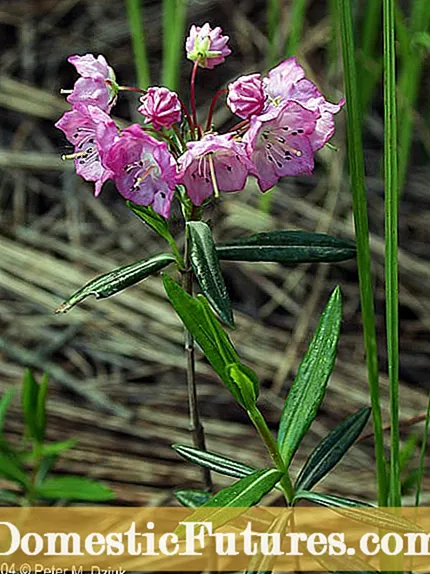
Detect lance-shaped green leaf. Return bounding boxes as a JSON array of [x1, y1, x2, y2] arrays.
[[187, 221, 234, 328], [56, 253, 175, 313], [22, 369, 39, 441], [174, 489, 212, 508], [163, 275, 248, 405], [295, 407, 371, 492], [294, 491, 421, 532], [225, 363, 259, 409], [172, 444, 256, 480], [36, 476, 114, 502], [35, 373, 48, 443], [128, 202, 184, 267], [277, 287, 342, 467], [0, 389, 16, 435], [0, 450, 29, 487], [176, 468, 283, 537], [216, 231, 356, 263], [0, 489, 21, 505]]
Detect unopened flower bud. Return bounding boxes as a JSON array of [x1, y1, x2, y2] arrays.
[[227, 73, 265, 119], [138, 87, 181, 130], [185, 23, 231, 69]]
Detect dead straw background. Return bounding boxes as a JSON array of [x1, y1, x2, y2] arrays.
[[0, 0, 429, 505]]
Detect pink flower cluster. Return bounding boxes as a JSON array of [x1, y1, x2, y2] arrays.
[[56, 23, 344, 218]]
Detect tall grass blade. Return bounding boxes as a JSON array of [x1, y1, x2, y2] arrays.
[[336, 0, 387, 506], [125, 0, 151, 89], [415, 394, 430, 508], [397, 0, 430, 194], [267, 0, 280, 66], [383, 0, 400, 509], [285, 0, 308, 56], [358, 0, 382, 115], [162, 0, 187, 90]]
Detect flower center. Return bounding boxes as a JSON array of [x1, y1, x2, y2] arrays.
[[124, 157, 159, 192], [62, 127, 98, 165], [261, 127, 304, 168]]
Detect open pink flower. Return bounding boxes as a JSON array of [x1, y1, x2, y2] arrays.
[[227, 73, 265, 119], [263, 57, 344, 150], [178, 133, 252, 206], [55, 104, 118, 197], [244, 101, 319, 192], [138, 87, 181, 130], [185, 23, 231, 69], [104, 125, 177, 218], [66, 54, 118, 112]]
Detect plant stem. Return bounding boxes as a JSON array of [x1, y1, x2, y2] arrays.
[[336, 0, 388, 506], [125, 0, 150, 89], [190, 59, 200, 134], [182, 229, 212, 491], [383, 0, 401, 509], [248, 405, 294, 502]]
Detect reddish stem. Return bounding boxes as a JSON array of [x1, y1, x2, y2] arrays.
[[229, 118, 251, 134], [206, 88, 228, 131], [190, 59, 200, 135], [118, 85, 147, 95]]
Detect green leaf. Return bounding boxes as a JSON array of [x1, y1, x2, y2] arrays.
[[295, 407, 371, 491], [294, 490, 370, 508], [36, 476, 115, 502], [225, 363, 259, 409], [0, 489, 21, 505], [128, 202, 185, 267], [177, 469, 283, 536], [22, 369, 39, 441], [35, 373, 48, 443], [56, 253, 175, 313], [39, 439, 77, 458], [216, 231, 356, 263], [187, 221, 234, 328], [163, 275, 246, 404], [0, 389, 16, 435], [0, 450, 28, 487], [277, 287, 342, 466], [172, 444, 256, 479], [128, 202, 173, 243], [174, 489, 212, 508], [294, 490, 420, 532]]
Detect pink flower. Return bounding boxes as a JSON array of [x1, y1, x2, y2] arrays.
[[178, 133, 252, 206], [227, 73, 265, 119], [263, 57, 344, 150], [55, 104, 118, 197], [244, 101, 319, 192], [104, 125, 177, 218], [185, 23, 231, 69], [66, 54, 118, 112], [138, 87, 181, 130]]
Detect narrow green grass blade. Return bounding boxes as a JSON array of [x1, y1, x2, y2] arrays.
[[383, 0, 400, 509], [336, 0, 387, 507], [125, 0, 150, 89], [267, 0, 280, 65], [415, 394, 430, 508], [285, 0, 308, 56], [162, 0, 187, 90], [397, 0, 430, 194]]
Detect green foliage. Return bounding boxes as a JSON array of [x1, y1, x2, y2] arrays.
[[172, 444, 256, 479], [174, 488, 212, 508], [295, 407, 371, 491], [56, 253, 175, 313], [0, 370, 114, 506], [187, 221, 234, 327], [128, 202, 184, 266], [216, 231, 356, 264], [177, 469, 283, 536], [277, 287, 342, 467], [36, 477, 115, 502]]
